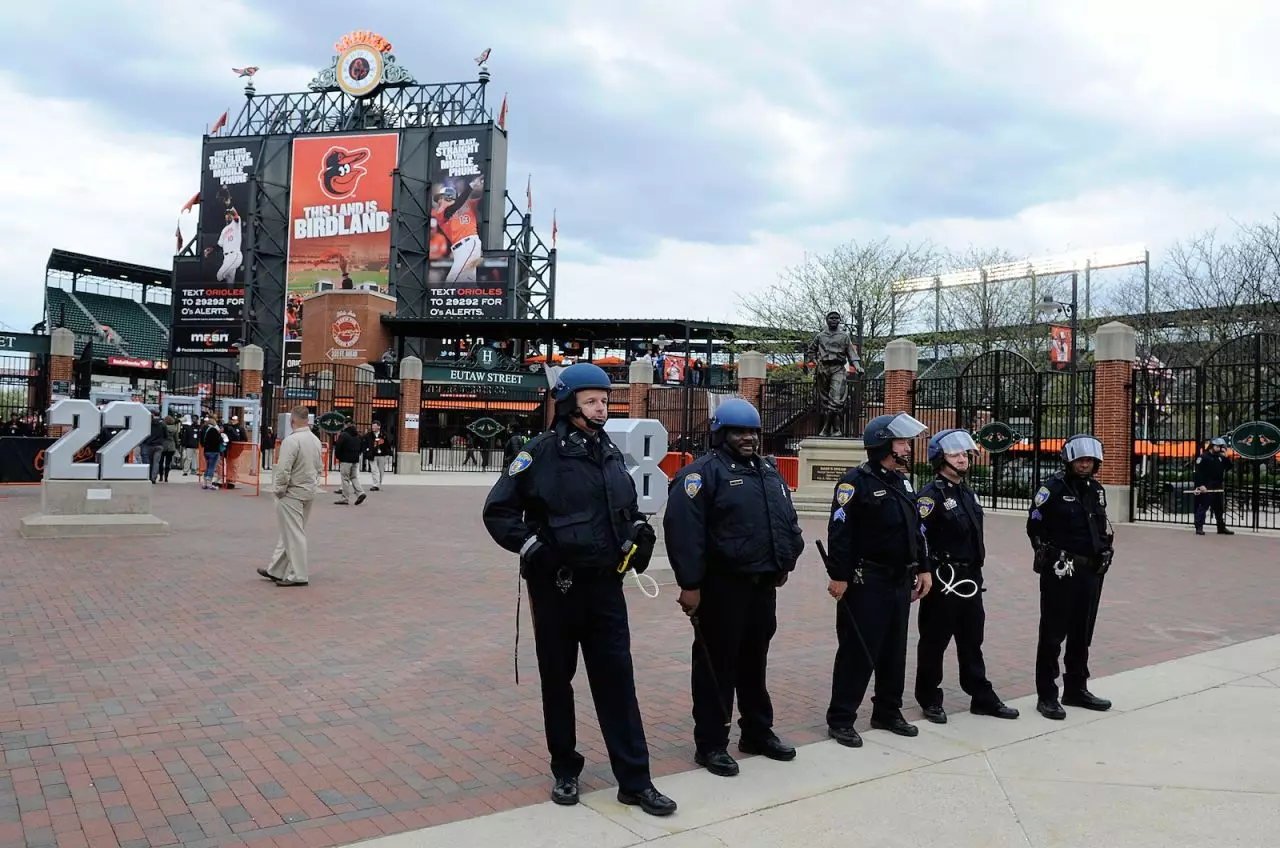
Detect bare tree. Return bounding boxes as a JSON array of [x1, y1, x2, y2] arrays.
[[1161, 228, 1263, 345], [1240, 216, 1280, 327], [737, 238, 941, 363]]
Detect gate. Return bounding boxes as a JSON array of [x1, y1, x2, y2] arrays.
[[759, 374, 884, 458], [271, 363, 400, 470], [166, 356, 242, 415], [0, 353, 50, 433], [1132, 333, 1280, 530], [418, 383, 547, 472], [956, 351, 1041, 510]]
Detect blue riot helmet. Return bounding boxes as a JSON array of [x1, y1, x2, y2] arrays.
[[710, 397, 762, 431], [552, 362, 613, 428], [927, 428, 978, 475], [1209, 436, 1228, 449], [864, 412, 929, 468], [1061, 433, 1104, 475]]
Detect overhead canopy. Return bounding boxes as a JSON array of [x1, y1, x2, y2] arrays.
[[45, 249, 171, 288], [380, 316, 794, 346]]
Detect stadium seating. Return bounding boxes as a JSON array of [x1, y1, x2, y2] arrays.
[[45, 287, 170, 362]]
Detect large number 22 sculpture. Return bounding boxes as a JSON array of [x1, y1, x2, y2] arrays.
[[44, 399, 152, 481], [603, 418, 669, 516]]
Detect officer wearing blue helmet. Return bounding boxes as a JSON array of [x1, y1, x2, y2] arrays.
[[1027, 433, 1115, 720], [482, 362, 676, 817], [823, 411, 933, 748], [664, 397, 804, 778], [914, 429, 1018, 724]]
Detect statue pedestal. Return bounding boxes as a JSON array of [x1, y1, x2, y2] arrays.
[[20, 479, 170, 538], [792, 437, 867, 515]]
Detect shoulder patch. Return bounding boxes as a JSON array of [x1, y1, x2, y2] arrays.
[[917, 496, 935, 519], [1033, 486, 1051, 507], [508, 450, 533, 476], [903, 478, 914, 493], [836, 482, 855, 506], [684, 473, 703, 499]]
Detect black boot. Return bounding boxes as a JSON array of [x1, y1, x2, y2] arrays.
[[550, 776, 579, 806], [920, 704, 947, 724], [828, 726, 862, 748], [1062, 688, 1112, 711], [695, 748, 740, 777], [870, 713, 919, 737], [617, 787, 676, 817], [970, 699, 1020, 720], [1036, 698, 1066, 720], [739, 735, 796, 761]]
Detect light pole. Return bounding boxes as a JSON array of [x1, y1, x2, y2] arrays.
[[1036, 271, 1080, 433]]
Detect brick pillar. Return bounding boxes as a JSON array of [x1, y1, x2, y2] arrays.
[[1093, 321, 1136, 523], [737, 351, 766, 409], [354, 364, 375, 432], [47, 328, 75, 437], [883, 338, 918, 414], [396, 356, 422, 475], [237, 344, 264, 396], [628, 359, 653, 419]]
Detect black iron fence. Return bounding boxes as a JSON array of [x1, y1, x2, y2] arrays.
[[760, 376, 883, 457], [1132, 333, 1280, 530], [0, 353, 50, 435], [167, 355, 242, 414], [419, 384, 546, 472]]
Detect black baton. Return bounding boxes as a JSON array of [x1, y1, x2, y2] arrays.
[[690, 614, 733, 728], [815, 540, 878, 670]]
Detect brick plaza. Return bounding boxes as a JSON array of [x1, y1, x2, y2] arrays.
[[1, 481, 1277, 848]]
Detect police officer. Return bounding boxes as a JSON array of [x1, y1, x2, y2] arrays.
[[481, 363, 677, 817], [1027, 433, 1115, 720], [914, 429, 1019, 723], [664, 398, 805, 777], [824, 412, 933, 748], [1193, 437, 1235, 536]]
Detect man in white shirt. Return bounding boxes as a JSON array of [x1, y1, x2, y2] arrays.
[[258, 406, 324, 587]]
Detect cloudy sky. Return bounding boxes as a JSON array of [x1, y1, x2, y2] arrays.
[[3, 0, 1278, 332]]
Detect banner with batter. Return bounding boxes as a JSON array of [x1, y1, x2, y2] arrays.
[[284, 132, 399, 344]]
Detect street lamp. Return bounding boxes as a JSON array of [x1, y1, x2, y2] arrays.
[[1034, 272, 1080, 433]]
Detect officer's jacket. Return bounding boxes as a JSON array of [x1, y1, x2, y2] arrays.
[[664, 448, 804, 590], [482, 422, 643, 570], [826, 462, 922, 581], [917, 476, 985, 569], [1026, 471, 1113, 558], [1192, 453, 1232, 488]]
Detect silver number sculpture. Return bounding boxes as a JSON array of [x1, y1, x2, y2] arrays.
[[44, 399, 151, 480], [604, 418, 670, 515]]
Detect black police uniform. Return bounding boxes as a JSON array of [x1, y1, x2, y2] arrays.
[[914, 475, 1004, 712], [825, 462, 922, 731], [482, 421, 653, 795], [1192, 451, 1232, 534], [664, 447, 804, 755], [1027, 471, 1114, 702]]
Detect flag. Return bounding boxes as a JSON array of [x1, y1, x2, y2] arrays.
[[175, 222, 183, 253], [552, 209, 557, 249], [211, 110, 228, 135], [526, 175, 532, 213], [181, 192, 200, 213], [497, 94, 507, 130]]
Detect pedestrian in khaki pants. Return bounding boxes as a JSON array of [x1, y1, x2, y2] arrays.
[[258, 406, 324, 587]]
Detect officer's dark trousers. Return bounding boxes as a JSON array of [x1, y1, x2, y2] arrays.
[[915, 568, 997, 709], [1035, 564, 1104, 700], [827, 571, 911, 728], [1194, 492, 1226, 530], [691, 571, 778, 752], [525, 568, 651, 793]]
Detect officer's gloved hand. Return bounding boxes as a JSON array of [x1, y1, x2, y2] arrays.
[[630, 521, 657, 574], [520, 539, 557, 578]]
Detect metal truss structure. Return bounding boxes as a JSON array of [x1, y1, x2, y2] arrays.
[[504, 195, 556, 320]]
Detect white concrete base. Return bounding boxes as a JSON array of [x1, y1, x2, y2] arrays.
[[396, 452, 422, 475], [21, 478, 170, 538], [795, 437, 864, 504], [1103, 483, 1133, 524]]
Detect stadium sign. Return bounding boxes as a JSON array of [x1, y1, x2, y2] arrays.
[[421, 365, 545, 390], [310, 31, 416, 97], [0, 333, 50, 354]]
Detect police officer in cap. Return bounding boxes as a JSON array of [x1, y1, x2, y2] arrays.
[[914, 429, 1019, 723], [482, 363, 677, 816], [824, 412, 933, 748], [1027, 433, 1115, 720], [664, 397, 805, 777], [1193, 437, 1235, 536]]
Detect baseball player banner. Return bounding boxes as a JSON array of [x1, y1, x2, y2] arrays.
[[284, 132, 400, 343], [170, 258, 240, 356], [427, 254, 513, 319], [428, 127, 494, 287], [199, 138, 258, 285]]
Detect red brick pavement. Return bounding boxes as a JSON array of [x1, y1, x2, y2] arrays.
[[1, 481, 1277, 848]]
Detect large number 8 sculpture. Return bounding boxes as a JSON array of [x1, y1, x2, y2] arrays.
[[603, 418, 670, 516], [44, 399, 153, 481]]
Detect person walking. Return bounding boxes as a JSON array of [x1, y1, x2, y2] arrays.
[[334, 420, 367, 505], [161, 415, 180, 482], [258, 406, 324, 587]]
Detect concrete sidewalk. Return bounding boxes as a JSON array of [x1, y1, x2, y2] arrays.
[[341, 634, 1280, 848]]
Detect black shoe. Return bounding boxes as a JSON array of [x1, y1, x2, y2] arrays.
[[971, 700, 1020, 720], [827, 726, 862, 748], [275, 579, 309, 587], [617, 786, 676, 817], [355, 493, 367, 505], [256, 568, 281, 583], [370, 486, 380, 491], [738, 736, 796, 761], [870, 714, 919, 737], [920, 704, 947, 724], [1195, 528, 1206, 535], [550, 776, 579, 806], [334, 500, 350, 505], [694, 748, 739, 777], [1062, 688, 1112, 711], [1037, 698, 1066, 720], [1217, 527, 1235, 535]]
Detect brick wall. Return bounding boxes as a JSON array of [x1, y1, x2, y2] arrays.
[[885, 370, 914, 414], [398, 377, 421, 453], [738, 376, 764, 409], [1093, 359, 1131, 485]]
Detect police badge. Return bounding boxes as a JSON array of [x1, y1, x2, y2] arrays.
[[836, 482, 855, 506], [684, 473, 703, 499], [1033, 486, 1051, 507]]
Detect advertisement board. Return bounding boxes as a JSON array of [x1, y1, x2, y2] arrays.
[[171, 258, 240, 357], [199, 138, 258, 281], [427, 253, 514, 319], [284, 132, 400, 345], [428, 128, 497, 287]]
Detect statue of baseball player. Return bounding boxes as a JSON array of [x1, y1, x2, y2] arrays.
[[806, 310, 864, 438]]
